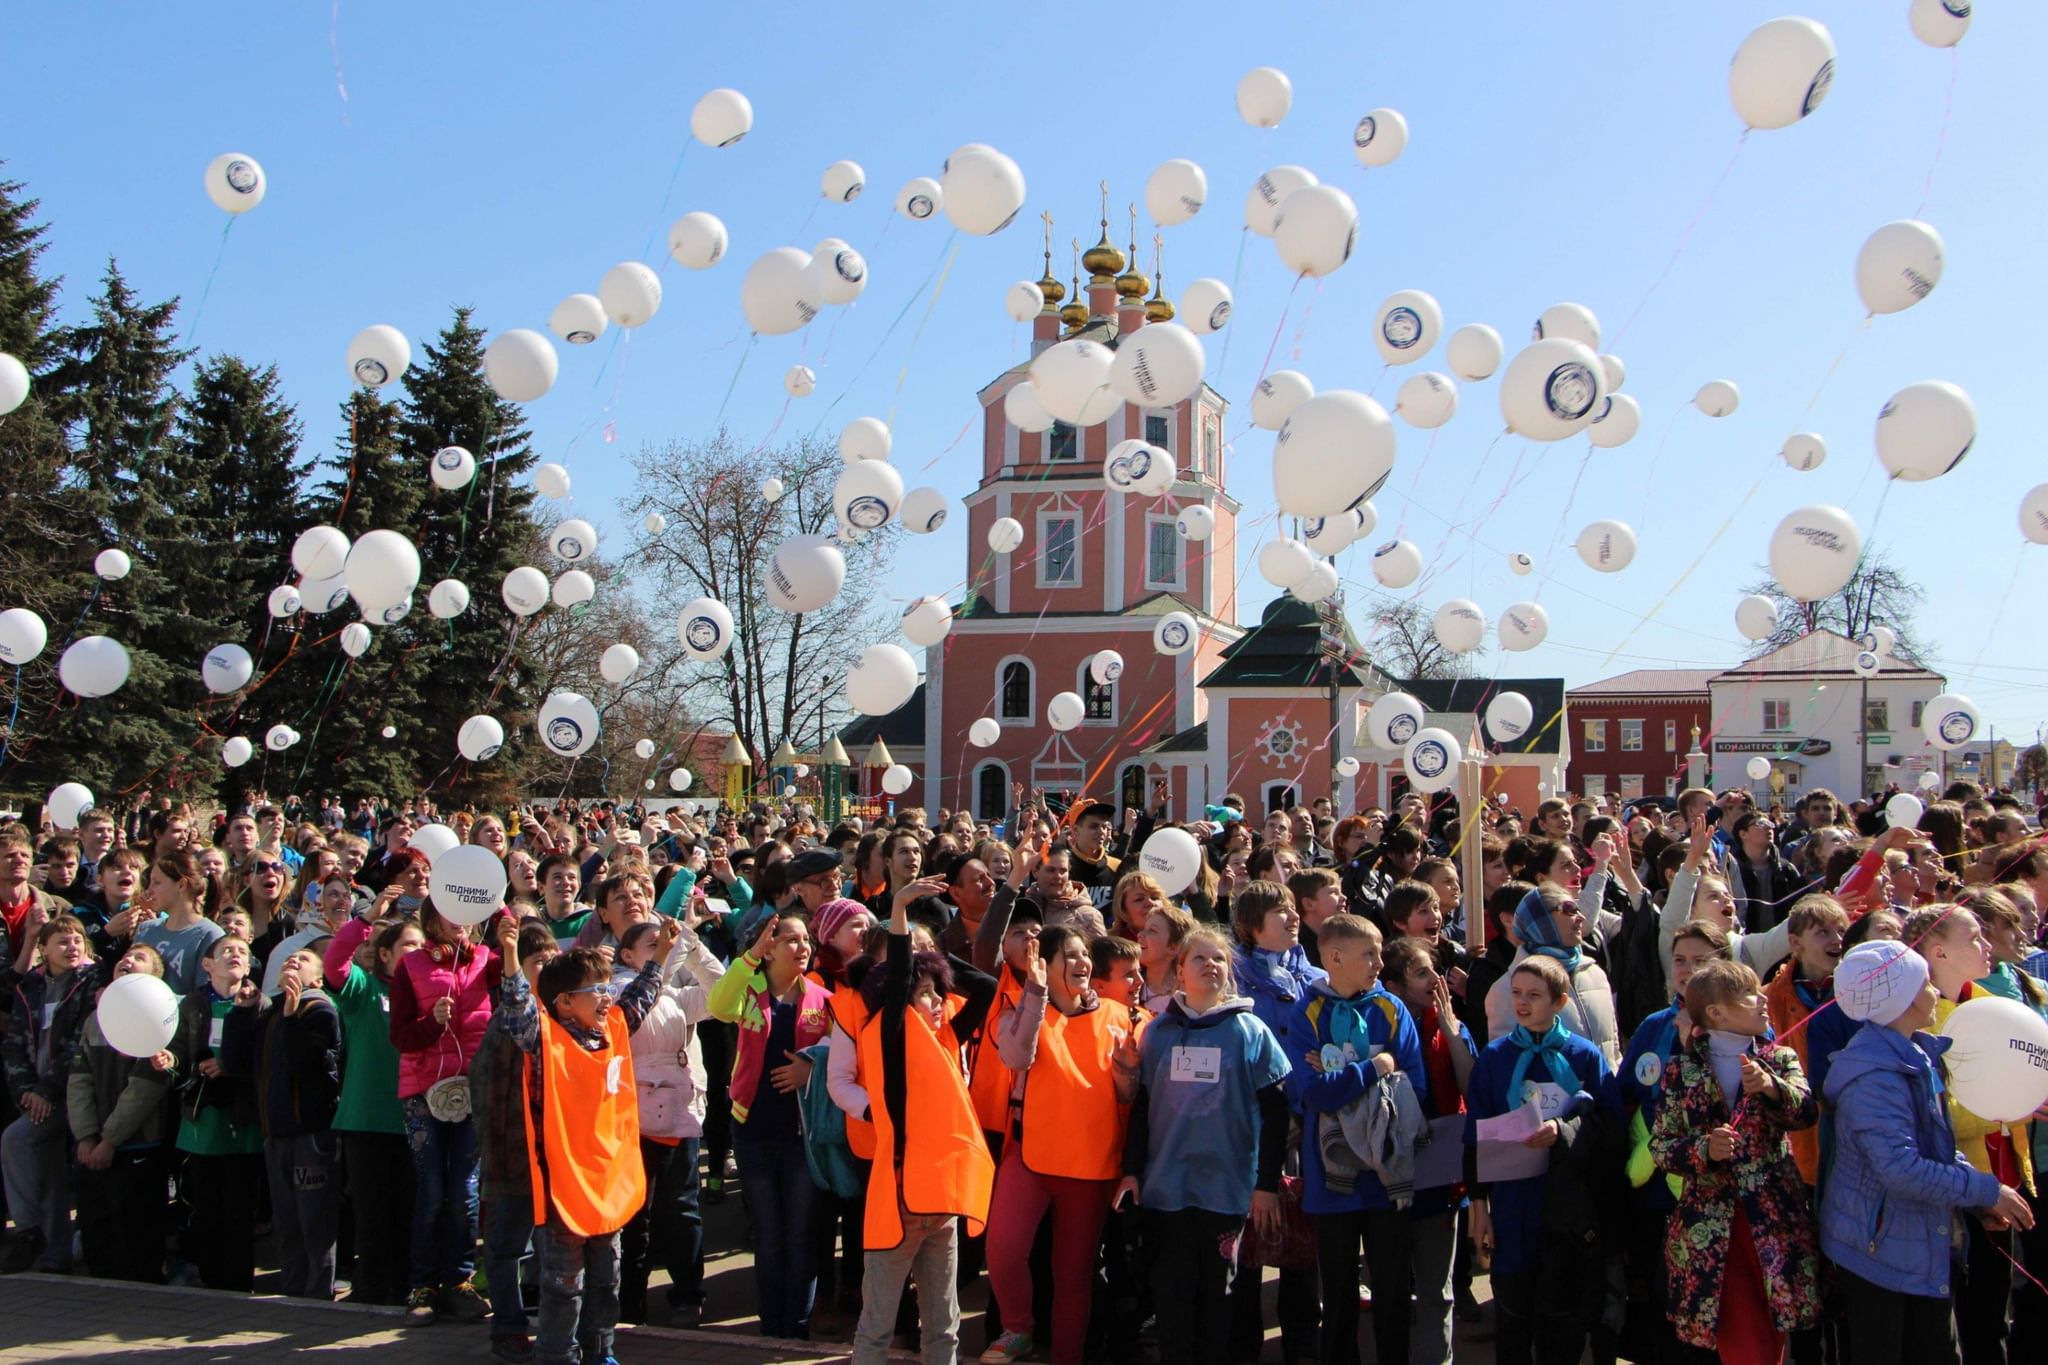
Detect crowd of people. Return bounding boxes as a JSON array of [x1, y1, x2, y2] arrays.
[[1, 774, 2045, 1365]]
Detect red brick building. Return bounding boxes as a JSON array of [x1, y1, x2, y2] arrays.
[[1564, 668, 1713, 802]]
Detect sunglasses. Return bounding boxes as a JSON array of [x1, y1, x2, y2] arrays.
[[558, 982, 616, 1002], [252, 861, 285, 874]]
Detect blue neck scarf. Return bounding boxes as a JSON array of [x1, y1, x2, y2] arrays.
[[1512, 888, 1585, 972], [1506, 1021, 1578, 1111]]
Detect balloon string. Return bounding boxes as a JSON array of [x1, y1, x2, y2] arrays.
[[1607, 130, 1748, 350], [1212, 228, 1251, 376], [1634, 402, 1692, 531], [1963, 548, 2025, 685], [180, 219, 237, 351], [1536, 445, 1597, 600], [711, 334, 757, 431], [641, 143, 692, 262], [1914, 48, 1959, 219], [599, 327, 635, 443], [886, 236, 961, 429], [810, 229, 957, 437], [1250, 275, 1302, 398], [1289, 278, 1322, 364], [328, 0, 351, 127], [1390, 430, 1443, 542]]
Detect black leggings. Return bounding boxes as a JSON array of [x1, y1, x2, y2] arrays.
[[1837, 1263, 1957, 1365]]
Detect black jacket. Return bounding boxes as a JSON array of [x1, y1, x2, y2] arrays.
[[222, 990, 341, 1139], [4, 965, 99, 1105]]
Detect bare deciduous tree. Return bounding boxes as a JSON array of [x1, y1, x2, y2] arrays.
[[1741, 547, 1929, 661], [1364, 599, 1480, 680]]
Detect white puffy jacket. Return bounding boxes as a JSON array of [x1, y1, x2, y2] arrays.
[[609, 927, 725, 1140]]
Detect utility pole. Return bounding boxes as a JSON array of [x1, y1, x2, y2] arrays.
[[1318, 586, 1347, 816]]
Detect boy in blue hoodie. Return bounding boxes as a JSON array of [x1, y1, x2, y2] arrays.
[[1819, 939, 2033, 1365], [1283, 913, 1427, 1365]]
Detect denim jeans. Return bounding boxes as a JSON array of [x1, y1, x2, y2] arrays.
[[733, 1129, 817, 1338], [403, 1097, 479, 1290], [536, 1212, 619, 1365], [483, 1196, 535, 1339], [619, 1136, 703, 1315]]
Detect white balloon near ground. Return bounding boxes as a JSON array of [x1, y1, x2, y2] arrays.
[[1942, 996, 2048, 1124], [431, 846, 510, 926], [666, 211, 728, 271], [1145, 158, 1207, 227], [94, 549, 131, 580], [1272, 185, 1358, 278], [1109, 322, 1205, 406], [900, 487, 949, 534], [537, 692, 601, 757], [1375, 290, 1443, 365], [833, 460, 904, 532], [2019, 484, 2048, 545], [1921, 693, 1980, 751], [429, 445, 475, 491], [483, 329, 558, 403], [1235, 66, 1292, 128], [221, 735, 254, 767], [1735, 594, 1780, 642], [1875, 380, 1975, 482], [1908, 0, 1972, 48], [1090, 650, 1124, 686], [1531, 303, 1601, 350], [46, 782, 93, 829], [821, 160, 865, 203], [343, 529, 421, 615], [204, 152, 266, 213], [762, 535, 846, 612], [1918, 769, 1942, 792], [1005, 281, 1044, 322], [1272, 389, 1395, 518], [761, 477, 785, 503], [550, 570, 596, 609], [1509, 552, 1534, 576], [669, 769, 693, 792], [1290, 561, 1340, 604], [1245, 166, 1317, 237], [633, 737, 657, 760], [1729, 16, 1836, 130], [533, 462, 571, 499], [895, 177, 942, 221], [1395, 372, 1457, 429], [1445, 324, 1503, 382], [900, 596, 954, 648], [1856, 220, 1943, 315], [428, 579, 470, 620], [599, 262, 662, 327], [0, 608, 48, 665], [201, 643, 253, 694], [678, 597, 736, 659], [1352, 108, 1410, 168], [1003, 381, 1054, 434], [1153, 610, 1198, 656], [1029, 338, 1118, 426], [1136, 827, 1202, 897], [1257, 539, 1317, 590], [968, 717, 1002, 748], [1176, 505, 1216, 541], [809, 238, 868, 306], [690, 88, 752, 147], [1694, 380, 1740, 417], [0, 353, 29, 416], [940, 143, 1027, 236], [1335, 756, 1361, 778], [881, 764, 915, 796], [1403, 728, 1462, 794], [1500, 338, 1607, 441], [1366, 693, 1425, 749], [549, 293, 607, 345], [1371, 539, 1423, 590], [501, 566, 550, 617], [1046, 691, 1086, 732], [741, 247, 823, 335], [549, 518, 598, 563], [1485, 692, 1534, 743], [1768, 505, 1862, 602], [1498, 602, 1550, 652], [1433, 600, 1486, 654], [347, 325, 410, 388], [1747, 756, 1774, 783], [1587, 393, 1641, 449], [1780, 433, 1826, 472], [1251, 370, 1313, 431], [1181, 277, 1233, 334], [1574, 520, 1637, 573], [599, 643, 641, 683], [457, 715, 505, 762], [96, 973, 180, 1059]]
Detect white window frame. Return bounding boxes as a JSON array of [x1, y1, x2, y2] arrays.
[[1045, 421, 1080, 462], [1037, 509, 1081, 589], [1143, 411, 1173, 457], [1078, 661, 1117, 727], [1864, 698, 1890, 732], [996, 655, 1035, 724], [1762, 698, 1791, 732], [1262, 781, 1300, 815], [1619, 774, 1644, 799], [1583, 774, 1606, 799], [1619, 719, 1643, 752], [1143, 513, 1184, 592], [1582, 719, 1606, 753], [1665, 776, 1680, 797], [972, 759, 1013, 822]]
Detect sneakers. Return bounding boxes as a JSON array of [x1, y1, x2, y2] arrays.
[[442, 1279, 491, 1321], [490, 1335, 534, 1364], [980, 1330, 1034, 1363], [669, 1300, 705, 1328], [0, 1231, 44, 1275], [404, 1287, 439, 1326]]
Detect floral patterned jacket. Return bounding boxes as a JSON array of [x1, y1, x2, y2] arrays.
[[1647, 1034, 1821, 1348]]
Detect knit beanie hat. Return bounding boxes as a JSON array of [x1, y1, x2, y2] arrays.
[[811, 897, 870, 955], [1835, 939, 1930, 1026]]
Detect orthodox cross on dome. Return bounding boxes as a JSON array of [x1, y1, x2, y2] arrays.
[[1041, 210, 1054, 270]]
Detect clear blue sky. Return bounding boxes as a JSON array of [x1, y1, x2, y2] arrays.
[[12, 2, 2045, 742]]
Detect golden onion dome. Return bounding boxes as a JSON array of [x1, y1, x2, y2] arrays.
[[1037, 270, 1065, 307], [1115, 240, 1150, 299], [1059, 273, 1089, 329], [1144, 283, 1176, 323], [1082, 227, 1125, 280]]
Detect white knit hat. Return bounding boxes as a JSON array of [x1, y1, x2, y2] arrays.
[[1835, 940, 1930, 1027]]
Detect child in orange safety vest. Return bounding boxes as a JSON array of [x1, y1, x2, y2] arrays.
[[488, 912, 680, 1365]]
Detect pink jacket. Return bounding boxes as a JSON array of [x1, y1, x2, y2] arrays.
[[389, 942, 499, 1100]]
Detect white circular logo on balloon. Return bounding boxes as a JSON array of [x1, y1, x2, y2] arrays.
[[1410, 738, 1451, 780], [354, 359, 388, 386], [1162, 621, 1189, 649], [907, 194, 934, 219], [1938, 710, 1974, 744], [567, 328, 596, 344], [832, 250, 864, 284], [1387, 713, 1419, 746], [685, 616, 724, 652], [1543, 363, 1598, 420], [1382, 307, 1422, 350], [1803, 59, 1834, 116], [557, 536, 583, 559], [1354, 115, 1377, 146], [1209, 301, 1231, 331], [436, 448, 464, 470], [225, 159, 259, 194], [1100, 658, 1123, 682], [844, 496, 891, 530], [546, 717, 584, 752]]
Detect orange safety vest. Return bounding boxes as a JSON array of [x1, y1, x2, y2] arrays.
[[1019, 1004, 1135, 1182], [859, 999, 995, 1249], [830, 985, 877, 1161], [523, 1009, 647, 1237], [968, 969, 1023, 1133]]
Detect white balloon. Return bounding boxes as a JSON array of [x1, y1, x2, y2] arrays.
[[1251, 370, 1314, 432], [1370, 539, 1423, 589], [428, 579, 470, 619], [537, 692, 601, 757], [1485, 691, 1534, 743], [1922, 693, 1980, 751], [96, 973, 181, 1059], [1919, 769, 1942, 791], [265, 585, 302, 618], [1258, 539, 1317, 590], [1781, 433, 1826, 472], [1136, 826, 1202, 897], [549, 293, 607, 345], [1029, 338, 1118, 426], [1856, 220, 1943, 315], [1090, 650, 1125, 685], [664, 211, 728, 272], [343, 529, 422, 615], [634, 738, 657, 760], [1735, 593, 1780, 642], [299, 573, 349, 615], [821, 159, 865, 203], [678, 598, 735, 659], [968, 716, 1002, 748], [376, 595, 414, 628], [1404, 727, 1463, 793], [1046, 690, 1085, 732], [347, 325, 410, 388], [1446, 324, 1504, 382], [265, 723, 298, 752], [839, 416, 892, 465], [2020, 484, 2048, 545], [1273, 390, 1395, 518], [1302, 512, 1357, 557], [1176, 505, 1216, 541], [598, 261, 662, 328], [1154, 610, 1198, 656], [901, 596, 954, 647], [1353, 108, 1410, 167], [690, 88, 752, 147], [1876, 380, 1975, 482], [1729, 17, 1837, 130], [483, 329, 558, 403], [1433, 600, 1486, 654], [1006, 281, 1045, 322], [1695, 380, 1741, 417], [763, 535, 846, 612], [834, 460, 904, 532], [600, 643, 641, 683], [1181, 277, 1233, 335], [988, 518, 1025, 555], [549, 518, 598, 563], [501, 566, 549, 617], [1291, 561, 1340, 604], [669, 767, 693, 792], [1747, 756, 1774, 782], [430, 845, 509, 926], [1110, 322, 1206, 406], [1852, 649, 1880, 678], [940, 144, 1027, 236], [1003, 381, 1055, 433], [533, 462, 571, 499], [741, 247, 824, 335], [1245, 166, 1316, 237], [94, 549, 131, 580], [293, 525, 350, 582], [1499, 338, 1607, 441], [761, 477, 786, 503], [221, 735, 254, 768], [1335, 756, 1360, 778], [1375, 290, 1443, 365], [46, 782, 93, 829], [204, 152, 265, 213], [1909, 0, 1972, 49], [1870, 625, 1896, 656], [784, 365, 817, 398], [809, 238, 868, 306], [0, 608, 48, 666], [1498, 601, 1550, 652], [1575, 520, 1637, 573], [1146, 158, 1207, 227], [1236, 66, 1292, 127], [1272, 185, 1358, 278], [1509, 552, 1534, 576], [896, 177, 942, 221], [1395, 372, 1458, 429], [338, 621, 373, 658], [901, 486, 949, 534], [847, 644, 920, 716], [1587, 393, 1641, 448], [1941, 996, 2048, 1123], [551, 570, 595, 609], [1531, 303, 1601, 350], [457, 715, 505, 762], [380, 725, 397, 739], [1768, 505, 1862, 602], [1598, 354, 1627, 390], [642, 512, 667, 536], [201, 643, 253, 694], [430, 444, 476, 491], [882, 764, 915, 796], [0, 353, 28, 416]]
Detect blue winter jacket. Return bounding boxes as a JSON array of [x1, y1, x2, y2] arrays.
[[1819, 1022, 2002, 1299], [1282, 980, 1426, 1214], [1232, 942, 1327, 1054]]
